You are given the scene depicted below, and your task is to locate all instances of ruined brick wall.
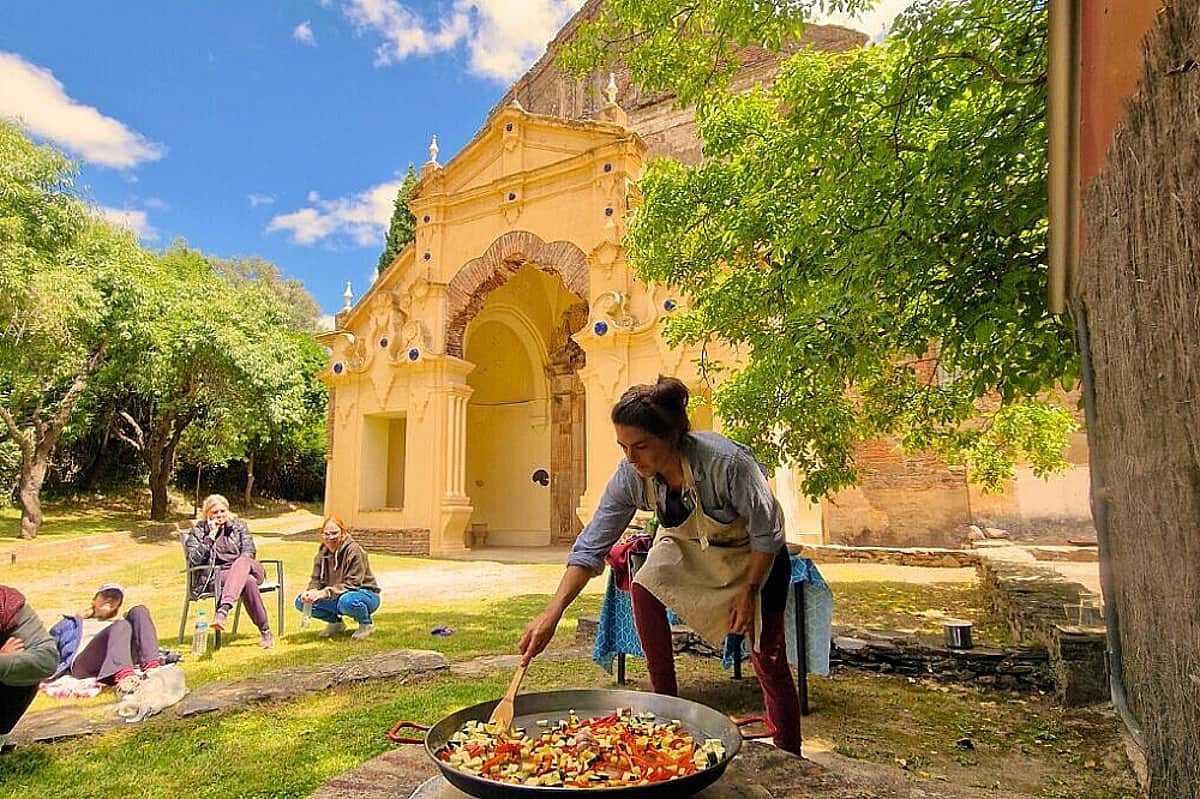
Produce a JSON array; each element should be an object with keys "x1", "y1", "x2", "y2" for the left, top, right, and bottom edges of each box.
[
  {"x1": 492, "y1": 0, "x2": 867, "y2": 163},
  {"x1": 351, "y1": 528, "x2": 431, "y2": 556}
]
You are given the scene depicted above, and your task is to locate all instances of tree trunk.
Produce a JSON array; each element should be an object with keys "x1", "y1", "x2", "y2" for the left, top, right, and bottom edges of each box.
[
  {"x1": 17, "y1": 460, "x2": 48, "y2": 540},
  {"x1": 147, "y1": 412, "x2": 191, "y2": 521},
  {"x1": 150, "y1": 465, "x2": 171, "y2": 521},
  {"x1": 244, "y1": 451, "x2": 255, "y2": 508}
]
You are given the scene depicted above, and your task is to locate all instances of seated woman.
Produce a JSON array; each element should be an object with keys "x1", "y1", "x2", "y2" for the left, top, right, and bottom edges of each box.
[
  {"x1": 0, "y1": 585, "x2": 59, "y2": 752},
  {"x1": 297, "y1": 516, "x2": 380, "y2": 641},
  {"x1": 184, "y1": 494, "x2": 273, "y2": 648},
  {"x1": 47, "y1": 583, "x2": 162, "y2": 693}
]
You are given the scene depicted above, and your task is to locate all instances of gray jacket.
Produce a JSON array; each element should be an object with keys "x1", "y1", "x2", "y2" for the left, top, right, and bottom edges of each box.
[
  {"x1": 568, "y1": 432, "x2": 784, "y2": 574},
  {"x1": 0, "y1": 605, "x2": 60, "y2": 687}
]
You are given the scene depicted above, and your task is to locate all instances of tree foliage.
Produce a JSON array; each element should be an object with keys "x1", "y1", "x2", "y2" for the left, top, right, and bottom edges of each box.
[
  {"x1": 0, "y1": 121, "x2": 157, "y2": 536},
  {"x1": 568, "y1": 0, "x2": 1078, "y2": 496},
  {"x1": 0, "y1": 122, "x2": 329, "y2": 533},
  {"x1": 111, "y1": 245, "x2": 323, "y2": 519},
  {"x1": 376, "y1": 164, "x2": 418, "y2": 275}
]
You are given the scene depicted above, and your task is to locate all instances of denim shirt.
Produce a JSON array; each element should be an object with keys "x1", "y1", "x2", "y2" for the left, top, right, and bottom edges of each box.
[{"x1": 567, "y1": 432, "x2": 784, "y2": 573}]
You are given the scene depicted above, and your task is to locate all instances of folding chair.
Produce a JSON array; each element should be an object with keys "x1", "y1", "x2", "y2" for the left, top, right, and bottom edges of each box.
[{"x1": 177, "y1": 533, "x2": 285, "y2": 648}]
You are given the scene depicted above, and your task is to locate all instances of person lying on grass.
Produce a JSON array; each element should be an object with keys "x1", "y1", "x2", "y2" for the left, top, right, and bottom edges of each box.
[
  {"x1": 47, "y1": 583, "x2": 163, "y2": 695},
  {"x1": 297, "y1": 515, "x2": 381, "y2": 641}
]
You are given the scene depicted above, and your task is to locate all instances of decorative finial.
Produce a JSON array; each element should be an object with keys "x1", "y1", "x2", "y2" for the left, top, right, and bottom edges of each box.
[
  {"x1": 343, "y1": 281, "x2": 353, "y2": 310},
  {"x1": 428, "y1": 135, "x2": 439, "y2": 164},
  {"x1": 605, "y1": 73, "x2": 618, "y2": 105}
]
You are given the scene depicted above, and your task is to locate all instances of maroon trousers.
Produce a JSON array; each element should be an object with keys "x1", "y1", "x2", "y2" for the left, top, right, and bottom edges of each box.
[{"x1": 631, "y1": 582, "x2": 803, "y2": 755}]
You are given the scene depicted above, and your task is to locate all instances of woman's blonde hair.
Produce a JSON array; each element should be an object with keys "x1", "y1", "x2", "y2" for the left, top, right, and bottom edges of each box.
[{"x1": 201, "y1": 494, "x2": 237, "y2": 520}]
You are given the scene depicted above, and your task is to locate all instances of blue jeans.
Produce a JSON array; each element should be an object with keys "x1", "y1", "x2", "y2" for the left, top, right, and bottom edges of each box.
[{"x1": 296, "y1": 590, "x2": 381, "y2": 625}]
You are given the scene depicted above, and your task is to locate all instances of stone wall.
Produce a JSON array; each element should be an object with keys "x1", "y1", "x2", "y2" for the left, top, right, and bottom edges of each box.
[
  {"x1": 979, "y1": 557, "x2": 1108, "y2": 706},
  {"x1": 830, "y1": 626, "x2": 1053, "y2": 693},
  {"x1": 350, "y1": 527, "x2": 431, "y2": 556},
  {"x1": 793, "y1": 543, "x2": 980, "y2": 569}
]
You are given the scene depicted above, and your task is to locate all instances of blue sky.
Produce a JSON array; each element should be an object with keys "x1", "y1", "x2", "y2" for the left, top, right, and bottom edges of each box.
[{"x1": 0, "y1": 1, "x2": 905, "y2": 324}]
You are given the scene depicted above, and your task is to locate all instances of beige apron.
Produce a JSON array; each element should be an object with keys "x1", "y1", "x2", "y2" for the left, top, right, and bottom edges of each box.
[{"x1": 631, "y1": 458, "x2": 766, "y2": 651}]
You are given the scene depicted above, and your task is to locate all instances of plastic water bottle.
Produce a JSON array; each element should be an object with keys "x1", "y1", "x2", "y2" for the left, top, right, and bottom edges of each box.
[
  {"x1": 300, "y1": 601, "x2": 312, "y2": 629},
  {"x1": 192, "y1": 609, "x2": 209, "y2": 657}
]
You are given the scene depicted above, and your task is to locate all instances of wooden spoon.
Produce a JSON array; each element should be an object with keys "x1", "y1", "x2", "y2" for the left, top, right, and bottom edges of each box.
[{"x1": 488, "y1": 662, "x2": 528, "y2": 729}]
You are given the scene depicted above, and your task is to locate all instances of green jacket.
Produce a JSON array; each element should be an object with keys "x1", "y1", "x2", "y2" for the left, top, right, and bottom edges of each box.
[
  {"x1": 0, "y1": 605, "x2": 60, "y2": 686},
  {"x1": 307, "y1": 535, "x2": 379, "y2": 599}
]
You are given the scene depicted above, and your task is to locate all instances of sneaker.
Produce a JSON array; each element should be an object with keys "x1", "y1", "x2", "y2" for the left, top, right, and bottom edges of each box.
[
  {"x1": 116, "y1": 673, "x2": 144, "y2": 695},
  {"x1": 259, "y1": 630, "x2": 275, "y2": 649},
  {"x1": 317, "y1": 621, "x2": 345, "y2": 639},
  {"x1": 350, "y1": 623, "x2": 375, "y2": 641}
]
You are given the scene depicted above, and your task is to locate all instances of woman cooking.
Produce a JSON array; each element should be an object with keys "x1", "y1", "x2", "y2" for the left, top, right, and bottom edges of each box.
[{"x1": 519, "y1": 376, "x2": 802, "y2": 755}]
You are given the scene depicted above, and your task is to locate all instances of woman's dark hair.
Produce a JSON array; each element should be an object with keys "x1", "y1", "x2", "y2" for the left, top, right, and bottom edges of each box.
[{"x1": 611, "y1": 376, "x2": 691, "y2": 450}]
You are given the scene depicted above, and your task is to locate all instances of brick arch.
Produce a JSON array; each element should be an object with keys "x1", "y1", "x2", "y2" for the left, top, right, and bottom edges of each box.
[{"x1": 445, "y1": 230, "x2": 590, "y2": 357}]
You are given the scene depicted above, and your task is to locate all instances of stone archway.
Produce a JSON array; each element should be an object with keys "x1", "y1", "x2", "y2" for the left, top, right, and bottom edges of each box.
[
  {"x1": 445, "y1": 230, "x2": 589, "y2": 357},
  {"x1": 450, "y1": 231, "x2": 591, "y2": 546}
]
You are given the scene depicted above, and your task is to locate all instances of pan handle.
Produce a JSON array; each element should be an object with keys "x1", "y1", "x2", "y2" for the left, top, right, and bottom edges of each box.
[
  {"x1": 732, "y1": 715, "x2": 777, "y2": 740},
  {"x1": 388, "y1": 720, "x2": 430, "y2": 744}
]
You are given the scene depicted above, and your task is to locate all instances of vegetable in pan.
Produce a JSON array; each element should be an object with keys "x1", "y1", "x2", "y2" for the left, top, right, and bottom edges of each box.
[{"x1": 436, "y1": 707, "x2": 726, "y2": 788}]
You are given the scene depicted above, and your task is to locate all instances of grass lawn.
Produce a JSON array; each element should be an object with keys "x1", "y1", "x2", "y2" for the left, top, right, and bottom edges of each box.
[
  {"x1": 0, "y1": 491, "x2": 321, "y2": 542},
  {"x1": 0, "y1": 503, "x2": 1130, "y2": 797},
  {"x1": 0, "y1": 655, "x2": 1137, "y2": 799}
]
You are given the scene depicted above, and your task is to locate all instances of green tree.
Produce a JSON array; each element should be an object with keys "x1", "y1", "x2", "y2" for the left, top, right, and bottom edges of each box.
[
  {"x1": 210, "y1": 254, "x2": 323, "y2": 333},
  {"x1": 0, "y1": 121, "x2": 155, "y2": 537},
  {"x1": 568, "y1": 0, "x2": 1077, "y2": 496},
  {"x1": 111, "y1": 246, "x2": 317, "y2": 519},
  {"x1": 376, "y1": 164, "x2": 418, "y2": 275}
]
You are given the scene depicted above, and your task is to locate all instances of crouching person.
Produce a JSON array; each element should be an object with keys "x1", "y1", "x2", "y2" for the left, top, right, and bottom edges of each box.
[
  {"x1": 0, "y1": 586, "x2": 59, "y2": 752},
  {"x1": 297, "y1": 516, "x2": 380, "y2": 641}
]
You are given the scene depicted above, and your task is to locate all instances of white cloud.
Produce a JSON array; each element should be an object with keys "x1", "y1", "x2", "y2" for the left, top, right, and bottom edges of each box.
[
  {"x1": 247, "y1": 193, "x2": 276, "y2": 207},
  {"x1": 266, "y1": 179, "x2": 403, "y2": 246},
  {"x1": 96, "y1": 206, "x2": 159, "y2": 242},
  {"x1": 0, "y1": 52, "x2": 166, "y2": 168},
  {"x1": 341, "y1": 0, "x2": 584, "y2": 82},
  {"x1": 294, "y1": 20, "x2": 317, "y2": 46},
  {"x1": 307, "y1": 190, "x2": 321, "y2": 203},
  {"x1": 141, "y1": 196, "x2": 169, "y2": 211},
  {"x1": 813, "y1": 0, "x2": 912, "y2": 43}
]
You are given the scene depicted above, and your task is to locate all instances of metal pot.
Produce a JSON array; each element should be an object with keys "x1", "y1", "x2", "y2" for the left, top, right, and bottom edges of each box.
[
  {"x1": 944, "y1": 620, "x2": 974, "y2": 649},
  {"x1": 390, "y1": 689, "x2": 768, "y2": 799}
]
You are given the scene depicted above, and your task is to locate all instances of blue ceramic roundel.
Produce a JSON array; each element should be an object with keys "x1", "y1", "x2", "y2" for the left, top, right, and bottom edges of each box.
[{"x1": 593, "y1": 321, "x2": 608, "y2": 336}]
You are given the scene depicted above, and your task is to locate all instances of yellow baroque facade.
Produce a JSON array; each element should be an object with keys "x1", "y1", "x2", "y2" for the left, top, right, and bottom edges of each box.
[{"x1": 319, "y1": 98, "x2": 815, "y2": 555}]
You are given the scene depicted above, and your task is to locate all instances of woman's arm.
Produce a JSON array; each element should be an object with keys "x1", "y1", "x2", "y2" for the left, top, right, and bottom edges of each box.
[
  {"x1": 184, "y1": 525, "x2": 209, "y2": 566},
  {"x1": 0, "y1": 606, "x2": 60, "y2": 686},
  {"x1": 518, "y1": 565, "x2": 595, "y2": 665},
  {"x1": 235, "y1": 520, "x2": 257, "y2": 559}
]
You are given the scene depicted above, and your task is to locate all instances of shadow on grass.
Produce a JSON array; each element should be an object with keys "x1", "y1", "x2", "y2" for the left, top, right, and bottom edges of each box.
[{"x1": 831, "y1": 580, "x2": 1011, "y2": 645}]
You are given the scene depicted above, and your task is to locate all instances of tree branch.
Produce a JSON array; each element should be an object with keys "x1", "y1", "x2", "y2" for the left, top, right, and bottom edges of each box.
[
  {"x1": 0, "y1": 408, "x2": 32, "y2": 460},
  {"x1": 916, "y1": 51, "x2": 1046, "y2": 86},
  {"x1": 113, "y1": 410, "x2": 145, "y2": 452}
]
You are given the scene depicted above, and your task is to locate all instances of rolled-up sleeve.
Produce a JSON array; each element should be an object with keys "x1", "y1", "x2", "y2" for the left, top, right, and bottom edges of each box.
[
  {"x1": 726, "y1": 451, "x2": 784, "y2": 554},
  {"x1": 567, "y1": 466, "x2": 640, "y2": 573}
]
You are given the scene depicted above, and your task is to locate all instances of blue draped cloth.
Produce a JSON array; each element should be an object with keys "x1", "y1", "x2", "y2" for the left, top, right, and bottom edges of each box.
[{"x1": 592, "y1": 555, "x2": 833, "y2": 676}]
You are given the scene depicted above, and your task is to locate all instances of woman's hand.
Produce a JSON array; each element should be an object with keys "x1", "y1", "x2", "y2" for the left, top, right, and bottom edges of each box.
[
  {"x1": 727, "y1": 585, "x2": 757, "y2": 637},
  {"x1": 0, "y1": 636, "x2": 24, "y2": 654},
  {"x1": 518, "y1": 608, "x2": 562, "y2": 666},
  {"x1": 300, "y1": 589, "x2": 322, "y2": 603}
]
